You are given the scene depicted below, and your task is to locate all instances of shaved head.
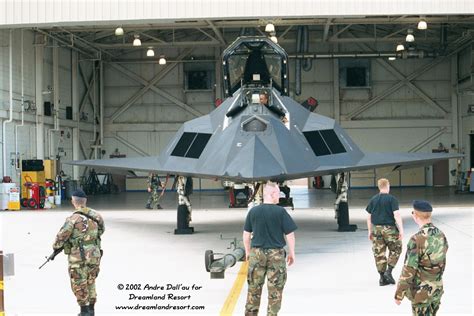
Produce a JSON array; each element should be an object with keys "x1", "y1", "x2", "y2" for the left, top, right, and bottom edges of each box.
[{"x1": 263, "y1": 181, "x2": 280, "y2": 204}]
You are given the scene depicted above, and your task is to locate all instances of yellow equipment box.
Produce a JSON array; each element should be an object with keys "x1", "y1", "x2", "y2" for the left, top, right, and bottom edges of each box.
[
  {"x1": 44, "y1": 160, "x2": 57, "y2": 179},
  {"x1": 8, "y1": 187, "x2": 21, "y2": 210}
]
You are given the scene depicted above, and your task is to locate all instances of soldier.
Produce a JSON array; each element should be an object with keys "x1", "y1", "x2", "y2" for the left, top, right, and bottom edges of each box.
[
  {"x1": 366, "y1": 178, "x2": 404, "y2": 286},
  {"x1": 146, "y1": 172, "x2": 164, "y2": 209},
  {"x1": 395, "y1": 200, "x2": 448, "y2": 316},
  {"x1": 53, "y1": 189, "x2": 104, "y2": 316},
  {"x1": 243, "y1": 181, "x2": 297, "y2": 316},
  {"x1": 176, "y1": 176, "x2": 193, "y2": 222}
]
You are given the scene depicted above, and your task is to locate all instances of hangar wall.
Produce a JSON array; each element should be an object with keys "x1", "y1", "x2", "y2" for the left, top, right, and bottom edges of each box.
[
  {"x1": 0, "y1": 29, "x2": 471, "y2": 188},
  {"x1": 0, "y1": 29, "x2": 95, "y2": 183}
]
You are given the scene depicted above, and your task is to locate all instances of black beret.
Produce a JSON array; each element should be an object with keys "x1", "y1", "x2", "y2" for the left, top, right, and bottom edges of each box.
[
  {"x1": 413, "y1": 200, "x2": 432, "y2": 212},
  {"x1": 71, "y1": 189, "x2": 87, "y2": 198}
]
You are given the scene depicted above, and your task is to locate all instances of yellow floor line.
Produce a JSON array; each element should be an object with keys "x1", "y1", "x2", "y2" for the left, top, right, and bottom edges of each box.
[
  {"x1": 0, "y1": 280, "x2": 3, "y2": 290},
  {"x1": 220, "y1": 261, "x2": 248, "y2": 316}
]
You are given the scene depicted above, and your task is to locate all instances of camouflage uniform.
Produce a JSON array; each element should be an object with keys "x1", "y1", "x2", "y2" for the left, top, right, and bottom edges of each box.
[
  {"x1": 176, "y1": 176, "x2": 192, "y2": 221},
  {"x1": 146, "y1": 173, "x2": 163, "y2": 209},
  {"x1": 372, "y1": 225, "x2": 403, "y2": 273},
  {"x1": 246, "y1": 248, "x2": 286, "y2": 316},
  {"x1": 395, "y1": 223, "x2": 448, "y2": 316},
  {"x1": 53, "y1": 206, "x2": 105, "y2": 308}
]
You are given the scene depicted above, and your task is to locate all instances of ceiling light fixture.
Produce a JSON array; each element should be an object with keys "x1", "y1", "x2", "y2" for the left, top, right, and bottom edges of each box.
[
  {"x1": 417, "y1": 19, "x2": 427, "y2": 30},
  {"x1": 396, "y1": 43, "x2": 405, "y2": 51},
  {"x1": 158, "y1": 56, "x2": 166, "y2": 65},
  {"x1": 133, "y1": 35, "x2": 141, "y2": 46},
  {"x1": 270, "y1": 35, "x2": 278, "y2": 44},
  {"x1": 388, "y1": 57, "x2": 396, "y2": 61},
  {"x1": 265, "y1": 23, "x2": 275, "y2": 33},
  {"x1": 115, "y1": 27, "x2": 124, "y2": 36},
  {"x1": 406, "y1": 29, "x2": 415, "y2": 42},
  {"x1": 146, "y1": 48, "x2": 155, "y2": 57}
]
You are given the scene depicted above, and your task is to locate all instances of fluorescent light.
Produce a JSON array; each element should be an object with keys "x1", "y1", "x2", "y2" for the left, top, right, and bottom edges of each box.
[
  {"x1": 417, "y1": 20, "x2": 427, "y2": 30},
  {"x1": 146, "y1": 48, "x2": 154, "y2": 57},
  {"x1": 396, "y1": 44, "x2": 405, "y2": 51},
  {"x1": 158, "y1": 56, "x2": 166, "y2": 65},
  {"x1": 270, "y1": 35, "x2": 278, "y2": 43},
  {"x1": 115, "y1": 27, "x2": 124, "y2": 36},
  {"x1": 265, "y1": 23, "x2": 275, "y2": 33},
  {"x1": 133, "y1": 35, "x2": 141, "y2": 46},
  {"x1": 406, "y1": 29, "x2": 415, "y2": 42},
  {"x1": 388, "y1": 57, "x2": 396, "y2": 61}
]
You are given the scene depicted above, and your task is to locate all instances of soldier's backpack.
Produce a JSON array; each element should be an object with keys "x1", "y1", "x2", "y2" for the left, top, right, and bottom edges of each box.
[{"x1": 184, "y1": 177, "x2": 193, "y2": 196}]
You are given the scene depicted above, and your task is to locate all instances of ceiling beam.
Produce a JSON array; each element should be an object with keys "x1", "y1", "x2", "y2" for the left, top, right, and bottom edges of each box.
[
  {"x1": 206, "y1": 20, "x2": 226, "y2": 45},
  {"x1": 95, "y1": 40, "x2": 221, "y2": 49},
  {"x1": 322, "y1": 18, "x2": 332, "y2": 42}
]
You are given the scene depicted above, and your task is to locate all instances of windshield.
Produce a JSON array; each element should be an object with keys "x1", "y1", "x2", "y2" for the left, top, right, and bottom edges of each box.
[{"x1": 223, "y1": 37, "x2": 287, "y2": 96}]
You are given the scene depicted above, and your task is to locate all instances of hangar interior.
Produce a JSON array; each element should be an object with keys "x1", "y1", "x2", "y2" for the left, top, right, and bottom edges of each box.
[
  {"x1": 1, "y1": 13, "x2": 474, "y2": 192},
  {"x1": 0, "y1": 2, "x2": 473, "y2": 316}
]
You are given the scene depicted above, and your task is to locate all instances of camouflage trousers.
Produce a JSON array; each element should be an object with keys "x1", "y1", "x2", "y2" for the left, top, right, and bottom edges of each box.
[
  {"x1": 245, "y1": 248, "x2": 287, "y2": 316},
  {"x1": 147, "y1": 189, "x2": 162, "y2": 208},
  {"x1": 371, "y1": 225, "x2": 402, "y2": 273},
  {"x1": 69, "y1": 262, "x2": 100, "y2": 306},
  {"x1": 411, "y1": 300, "x2": 441, "y2": 316}
]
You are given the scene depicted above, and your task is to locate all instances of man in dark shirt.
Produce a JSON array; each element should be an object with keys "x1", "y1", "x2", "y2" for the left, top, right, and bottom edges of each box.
[
  {"x1": 366, "y1": 178, "x2": 404, "y2": 286},
  {"x1": 243, "y1": 181, "x2": 297, "y2": 316}
]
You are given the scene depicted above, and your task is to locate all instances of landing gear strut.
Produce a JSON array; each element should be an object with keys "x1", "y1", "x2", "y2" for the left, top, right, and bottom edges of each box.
[
  {"x1": 174, "y1": 205, "x2": 194, "y2": 234},
  {"x1": 174, "y1": 176, "x2": 194, "y2": 234},
  {"x1": 334, "y1": 173, "x2": 357, "y2": 232}
]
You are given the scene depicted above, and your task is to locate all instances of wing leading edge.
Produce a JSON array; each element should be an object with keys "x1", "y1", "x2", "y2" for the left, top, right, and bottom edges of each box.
[{"x1": 67, "y1": 152, "x2": 462, "y2": 182}]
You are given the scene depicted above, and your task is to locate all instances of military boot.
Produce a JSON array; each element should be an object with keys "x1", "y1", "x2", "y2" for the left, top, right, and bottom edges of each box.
[
  {"x1": 156, "y1": 204, "x2": 163, "y2": 209},
  {"x1": 88, "y1": 303, "x2": 95, "y2": 316},
  {"x1": 145, "y1": 203, "x2": 152, "y2": 209},
  {"x1": 383, "y1": 265, "x2": 396, "y2": 284},
  {"x1": 379, "y1": 272, "x2": 390, "y2": 286},
  {"x1": 78, "y1": 305, "x2": 90, "y2": 316}
]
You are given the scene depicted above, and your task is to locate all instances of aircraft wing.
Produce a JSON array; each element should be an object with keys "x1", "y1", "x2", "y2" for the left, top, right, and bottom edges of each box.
[
  {"x1": 311, "y1": 152, "x2": 463, "y2": 176},
  {"x1": 69, "y1": 156, "x2": 163, "y2": 173},
  {"x1": 67, "y1": 151, "x2": 462, "y2": 181}
]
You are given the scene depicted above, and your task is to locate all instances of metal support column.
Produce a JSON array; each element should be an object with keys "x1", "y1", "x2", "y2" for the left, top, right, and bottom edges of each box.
[
  {"x1": 333, "y1": 59, "x2": 340, "y2": 123},
  {"x1": 49, "y1": 41, "x2": 60, "y2": 159},
  {"x1": 333, "y1": 26, "x2": 340, "y2": 123},
  {"x1": 215, "y1": 47, "x2": 223, "y2": 101},
  {"x1": 451, "y1": 55, "x2": 459, "y2": 148},
  {"x1": 99, "y1": 61, "x2": 104, "y2": 151},
  {"x1": 71, "y1": 51, "x2": 80, "y2": 180},
  {"x1": 35, "y1": 34, "x2": 45, "y2": 159}
]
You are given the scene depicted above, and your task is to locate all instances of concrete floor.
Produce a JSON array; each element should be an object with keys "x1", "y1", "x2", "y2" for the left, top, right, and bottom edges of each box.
[{"x1": 1, "y1": 187, "x2": 473, "y2": 315}]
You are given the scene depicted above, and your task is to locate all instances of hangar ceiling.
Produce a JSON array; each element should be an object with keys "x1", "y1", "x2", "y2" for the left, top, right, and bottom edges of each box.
[{"x1": 34, "y1": 15, "x2": 474, "y2": 60}]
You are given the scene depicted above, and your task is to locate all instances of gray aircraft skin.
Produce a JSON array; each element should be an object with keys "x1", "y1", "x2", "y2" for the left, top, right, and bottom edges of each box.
[{"x1": 68, "y1": 36, "x2": 461, "y2": 182}]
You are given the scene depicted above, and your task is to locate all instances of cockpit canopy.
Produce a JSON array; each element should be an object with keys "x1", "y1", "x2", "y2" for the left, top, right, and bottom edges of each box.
[{"x1": 222, "y1": 36, "x2": 289, "y2": 97}]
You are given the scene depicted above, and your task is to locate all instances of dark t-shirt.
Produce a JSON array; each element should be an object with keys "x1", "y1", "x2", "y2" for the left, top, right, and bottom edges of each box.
[
  {"x1": 365, "y1": 193, "x2": 399, "y2": 226},
  {"x1": 244, "y1": 204, "x2": 297, "y2": 249}
]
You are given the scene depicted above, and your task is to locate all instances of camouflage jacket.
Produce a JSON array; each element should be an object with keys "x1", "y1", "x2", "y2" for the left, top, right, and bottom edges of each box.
[
  {"x1": 53, "y1": 206, "x2": 105, "y2": 267},
  {"x1": 147, "y1": 174, "x2": 162, "y2": 190},
  {"x1": 395, "y1": 223, "x2": 448, "y2": 305}
]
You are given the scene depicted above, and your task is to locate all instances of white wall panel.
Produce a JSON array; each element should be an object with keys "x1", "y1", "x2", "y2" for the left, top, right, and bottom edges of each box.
[
  {"x1": 1, "y1": 0, "x2": 473, "y2": 28},
  {"x1": 0, "y1": 29, "x2": 91, "y2": 181}
]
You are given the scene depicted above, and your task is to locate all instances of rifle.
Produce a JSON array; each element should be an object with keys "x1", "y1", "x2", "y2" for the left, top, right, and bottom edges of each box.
[{"x1": 38, "y1": 247, "x2": 63, "y2": 270}]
